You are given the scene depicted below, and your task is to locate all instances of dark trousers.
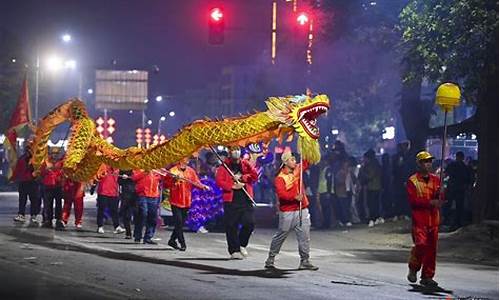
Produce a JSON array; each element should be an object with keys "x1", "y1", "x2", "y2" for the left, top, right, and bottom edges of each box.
[
  {"x1": 134, "y1": 197, "x2": 159, "y2": 241},
  {"x1": 43, "y1": 186, "x2": 63, "y2": 222},
  {"x1": 443, "y1": 189, "x2": 466, "y2": 228},
  {"x1": 367, "y1": 190, "x2": 381, "y2": 221},
  {"x1": 170, "y1": 206, "x2": 189, "y2": 246},
  {"x1": 18, "y1": 181, "x2": 41, "y2": 216},
  {"x1": 335, "y1": 196, "x2": 351, "y2": 224},
  {"x1": 381, "y1": 188, "x2": 394, "y2": 218},
  {"x1": 393, "y1": 185, "x2": 410, "y2": 216},
  {"x1": 223, "y1": 203, "x2": 255, "y2": 254},
  {"x1": 97, "y1": 195, "x2": 120, "y2": 228},
  {"x1": 356, "y1": 191, "x2": 367, "y2": 222},
  {"x1": 120, "y1": 194, "x2": 137, "y2": 236},
  {"x1": 320, "y1": 193, "x2": 333, "y2": 228}
]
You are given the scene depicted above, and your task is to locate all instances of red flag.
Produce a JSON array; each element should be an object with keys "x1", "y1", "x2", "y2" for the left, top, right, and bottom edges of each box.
[{"x1": 4, "y1": 77, "x2": 32, "y2": 181}]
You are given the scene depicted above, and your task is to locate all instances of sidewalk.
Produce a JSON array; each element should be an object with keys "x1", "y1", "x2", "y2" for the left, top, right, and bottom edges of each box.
[{"x1": 335, "y1": 219, "x2": 499, "y2": 266}]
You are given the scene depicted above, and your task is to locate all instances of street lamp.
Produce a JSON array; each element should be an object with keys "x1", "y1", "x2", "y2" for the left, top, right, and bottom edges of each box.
[
  {"x1": 46, "y1": 55, "x2": 63, "y2": 71},
  {"x1": 155, "y1": 95, "x2": 163, "y2": 102},
  {"x1": 169, "y1": 111, "x2": 175, "y2": 117},
  {"x1": 61, "y1": 34, "x2": 72, "y2": 43},
  {"x1": 45, "y1": 55, "x2": 78, "y2": 72},
  {"x1": 35, "y1": 33, "x2": 77, "y2": 122},
  {"x1": 158, "y1": 116, "x2": 166, "y2": 135},
  {"x1": 65, "y1": 59, "x2": 77, "y2": 70}
]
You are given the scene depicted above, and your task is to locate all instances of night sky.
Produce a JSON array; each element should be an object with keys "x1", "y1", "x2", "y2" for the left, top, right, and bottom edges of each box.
[
  {"x1": 0, "y1": 1, "x2": 408, "y2": 150},
  {"x1": 0, "y1": 0, "x2": 272, "y2": 94}
]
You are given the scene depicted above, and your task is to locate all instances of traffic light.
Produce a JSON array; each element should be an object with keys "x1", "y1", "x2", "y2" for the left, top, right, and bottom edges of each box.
[
  {"x1": 208, "y1": 7, "x2": 225, "y2": 45},
  {"x1": 297, "y1": 12, "x2": 309, "y2": 26}
]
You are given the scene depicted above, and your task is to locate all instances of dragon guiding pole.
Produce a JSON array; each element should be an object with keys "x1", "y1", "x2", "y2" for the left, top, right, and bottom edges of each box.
[
  {"x1": 299, "y1": 156, "x2": 303, "y2": 227},
  {"x1": 152, "y1": 169, "x2": 206, "y2": 190}
]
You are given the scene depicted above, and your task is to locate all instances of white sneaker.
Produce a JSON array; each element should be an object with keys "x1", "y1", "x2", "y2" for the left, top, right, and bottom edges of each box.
[
  {"x1": 392, "y1": 216, "x2": 399, "y2": 222},
  {"x1": 114, "y1": 226, "x2": 125, "y2": 234},
  {"x1": 338, "y1": 221, "x2": 345, "y2": 227},
  {"x1": 197, "y1": 226, "x2": 208, "y2": 234},
  {"x1": 240, "y1": 247, "x2": 249, "y2": 257},
  {"x1": 368, "y1": 220, "x2": 375, "y2": 227},
  {"x1": 379, "y1": 217, "x2": 385, "y2": 224},
  {"x1": 14, "y1": 214, "x2": 25, "y2": 222},
  {"x1": 346, "y1": 222, "x2": 352, "y2": 227},
  {"x1": 97, "y1": 227, "x2": 105, "y2": 234},
  {"x1": 75, "y1": 224, "x2": 83, "y2": 230},
  {"x1": 230, "y1": 252, "x2": 244, "y2": 260}
]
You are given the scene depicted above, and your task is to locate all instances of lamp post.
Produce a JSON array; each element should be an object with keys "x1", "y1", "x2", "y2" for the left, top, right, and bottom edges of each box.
[
  {"x1": 141, "y1": 98, "x2": 150, "y2": 129},
  {"x1": 158, "y1": 116, "x2": 166, "y2": 135},
  {"x1": 34, "y1": 33, "x2": 76, "y2": 123},
  {"x1": 435, "y1": 82, "x2": 461, "y2": 198},
  {"x1": 35, "y1": 51, "x2": 40, "y2": 123}
]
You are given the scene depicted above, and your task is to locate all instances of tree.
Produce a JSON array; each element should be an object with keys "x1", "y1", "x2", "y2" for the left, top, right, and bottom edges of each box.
[
  {"x1": 398, "y1": 0, "x2": 499, "y2": 222},
  {"x1": 312, "y1": 1, "x2": 405, "y2": 156}
]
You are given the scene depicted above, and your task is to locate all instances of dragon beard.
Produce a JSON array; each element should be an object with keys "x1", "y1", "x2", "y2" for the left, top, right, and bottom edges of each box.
[{"x1": 297, "y1": 136, "x2": 321, "y2": 164}]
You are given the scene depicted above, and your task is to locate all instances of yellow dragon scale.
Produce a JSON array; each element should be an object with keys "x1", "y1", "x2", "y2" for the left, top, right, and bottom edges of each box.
[{"x1": 31, "y1": 95, "x2": 330, "y2": 181}]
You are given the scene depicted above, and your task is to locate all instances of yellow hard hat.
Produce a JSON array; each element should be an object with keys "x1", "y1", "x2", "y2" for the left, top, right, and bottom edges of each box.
[{"x1": 416, "y1": 151, "x2": 434, "y2": 161}]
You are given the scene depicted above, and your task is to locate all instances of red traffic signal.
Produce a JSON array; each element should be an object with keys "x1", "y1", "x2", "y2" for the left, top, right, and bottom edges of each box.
[
  {"x1": 297, "y1": 12, "x2": 309, "y2": 26},
  {"x1": 208, "y1": 7, "x2": 225, "y2": 45},
  {"x1": 210, "y1": 7, "x2": 223, "y2": 22}
]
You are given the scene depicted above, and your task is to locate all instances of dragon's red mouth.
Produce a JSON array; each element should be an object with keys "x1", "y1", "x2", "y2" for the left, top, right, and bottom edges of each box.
[{"x1": 297, "y1": 103, "x2": 329, "y2": 139}]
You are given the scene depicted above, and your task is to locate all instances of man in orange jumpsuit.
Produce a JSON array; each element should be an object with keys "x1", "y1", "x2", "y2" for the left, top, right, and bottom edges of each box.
[
  {"x1": 407, "y1": 151, "x2": 442, "y2": 287},
  {"x1": 164, "y1": 158, "x2": 209, "y2": 251}
]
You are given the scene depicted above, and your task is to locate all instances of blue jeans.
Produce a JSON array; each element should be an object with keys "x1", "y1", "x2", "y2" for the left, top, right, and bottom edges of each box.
[{"x1": 134, "y1": 196, "x2": 159, "y2": 241}]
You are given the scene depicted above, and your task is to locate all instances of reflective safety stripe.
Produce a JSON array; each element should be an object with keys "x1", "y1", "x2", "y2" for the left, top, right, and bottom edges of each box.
[{"x1": 410, "y1": 175, "x2": 424, "y2": 197}]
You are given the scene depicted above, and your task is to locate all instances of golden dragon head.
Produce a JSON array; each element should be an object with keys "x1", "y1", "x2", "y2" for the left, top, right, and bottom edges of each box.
[{"x1": 265, "y1": 94, "x2": 330, "y2": 163}]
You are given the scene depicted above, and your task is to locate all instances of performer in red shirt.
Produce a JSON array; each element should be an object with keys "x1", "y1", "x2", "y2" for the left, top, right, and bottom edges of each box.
[
  {"x1": 12, "y1": 146, "x2": 41, "y2": 224},
  {"x1": 164, "y1": 158, "x2": 209, "y2": 251},
  {"x1": 40, "y1": 148, "x2": 64, "y2": 230},
  {"x1": 132, "y1": 169, "x2": 164, "y2": 244},
  {"x1": 264, "y1": 151, "x2": 318, "y2": 270},
  {"x1": 62, "y1": 176, "x2": 85, "y2": 229},
  {"x1": 96, "y1": 165, "x2": 125, "y2": 234},
  {"x1": 215, "y1": 147, "x2": 258, "y2": 259}
]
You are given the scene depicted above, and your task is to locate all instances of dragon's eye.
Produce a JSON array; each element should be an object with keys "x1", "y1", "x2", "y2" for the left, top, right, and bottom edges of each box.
[{"x1": 291, "y1": 95, "x2": 307, "y2": 103}]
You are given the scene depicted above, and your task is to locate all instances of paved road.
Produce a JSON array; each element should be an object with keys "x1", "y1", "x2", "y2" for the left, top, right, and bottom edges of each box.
[{"x1": 0, "y1": 192, "x2": 497, "y2": 300}]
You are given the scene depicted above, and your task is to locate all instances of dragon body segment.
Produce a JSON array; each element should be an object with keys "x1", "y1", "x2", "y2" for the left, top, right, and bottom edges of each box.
[{"x1": 31, "y1": 94, "x2": 330, "y2": 182}]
